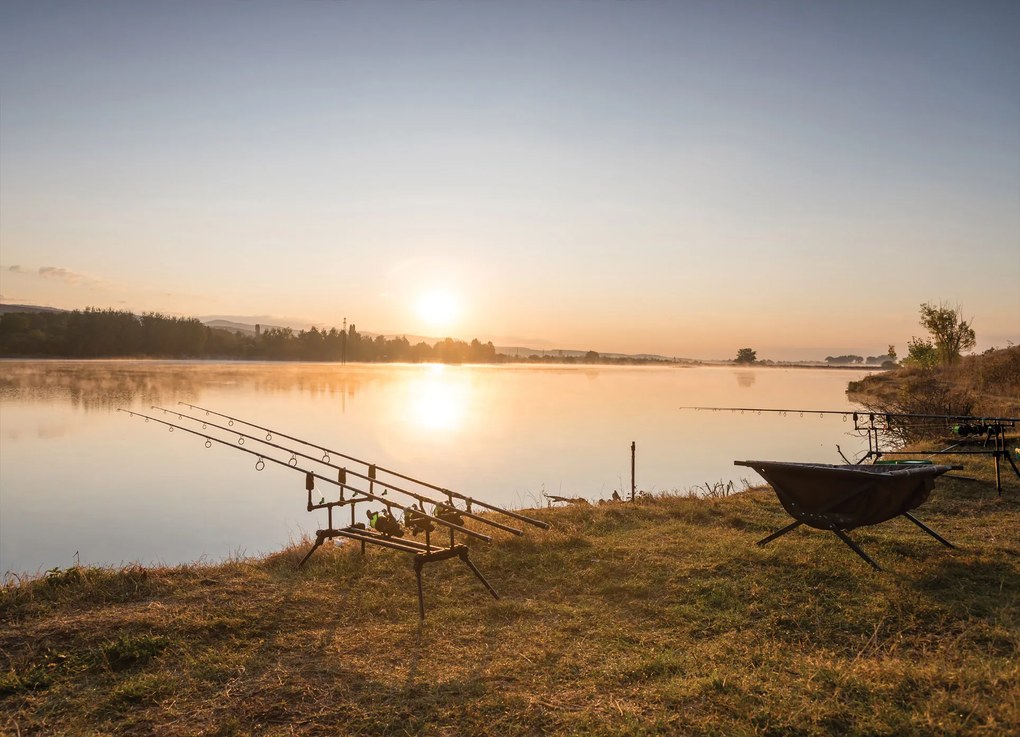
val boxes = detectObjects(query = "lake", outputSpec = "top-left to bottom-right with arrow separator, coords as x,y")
0,360 -> 876,579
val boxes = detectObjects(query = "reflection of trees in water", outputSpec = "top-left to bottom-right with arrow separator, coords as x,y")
735,371 -> 756,388
0,361 -> 388,411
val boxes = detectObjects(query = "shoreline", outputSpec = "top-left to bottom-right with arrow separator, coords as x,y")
0,354 -> 888,370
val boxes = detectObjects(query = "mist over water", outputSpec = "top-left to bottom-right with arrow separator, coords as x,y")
0,360 -> 876,578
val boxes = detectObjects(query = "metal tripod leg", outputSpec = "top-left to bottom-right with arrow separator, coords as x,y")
459,548 -> 500,600
1007,448 -> 1020,476
832,529 -> 882,571
757,521 -> 802,546
1005,448 -> 1020,488
902,512 -> 955,548
415,561 -> 426,620
298,532 -> 326,568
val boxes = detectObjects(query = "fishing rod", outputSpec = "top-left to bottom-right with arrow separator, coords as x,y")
150,405 -> 525,537
177,401 -> 551,530
679,406 -> 1019,423
682,406 -> 855,417
682,405 -> 1020,494
119,409 -> 492,543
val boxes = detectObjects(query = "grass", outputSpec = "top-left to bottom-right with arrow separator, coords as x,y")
847,346 -> 1020,422
2,454 -> 1019,736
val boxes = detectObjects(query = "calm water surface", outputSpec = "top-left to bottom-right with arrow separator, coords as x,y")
0,360 -> 876,578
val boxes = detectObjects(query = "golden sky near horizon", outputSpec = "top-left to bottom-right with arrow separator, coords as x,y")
1,2 -> 1018,360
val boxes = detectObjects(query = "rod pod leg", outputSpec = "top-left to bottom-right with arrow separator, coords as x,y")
414,558 -> 426,620
1003,447 -> 1020,496
298,532 -> 328,568
458,548 -> 500,600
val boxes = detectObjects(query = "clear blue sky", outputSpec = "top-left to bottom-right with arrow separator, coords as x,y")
2,0 -> 1017,359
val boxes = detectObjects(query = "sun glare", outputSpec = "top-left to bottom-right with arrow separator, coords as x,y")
411,370 -> 467,432
416,289 -> 459,329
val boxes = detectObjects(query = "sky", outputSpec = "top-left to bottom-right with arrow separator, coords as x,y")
1,0 -> 1018,360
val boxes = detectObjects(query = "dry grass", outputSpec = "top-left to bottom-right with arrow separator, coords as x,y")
2,454 -> 1019,736
848,346 -> 1020,422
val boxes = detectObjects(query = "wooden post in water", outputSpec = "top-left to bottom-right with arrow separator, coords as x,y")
630,441 -> 636,501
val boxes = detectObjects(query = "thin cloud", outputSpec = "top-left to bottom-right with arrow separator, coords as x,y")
8,265 -> 24,273
38,266 -> 104,287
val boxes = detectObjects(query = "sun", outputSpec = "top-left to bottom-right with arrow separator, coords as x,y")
416,289 -> 459,330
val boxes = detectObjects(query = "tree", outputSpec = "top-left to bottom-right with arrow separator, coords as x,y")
903,337 -> 938,369
735,348 -> 757,364
917,302 -> 976,365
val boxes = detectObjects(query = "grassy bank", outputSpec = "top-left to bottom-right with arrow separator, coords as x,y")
2,462 -> 1018,736
847,346 -> 1020,420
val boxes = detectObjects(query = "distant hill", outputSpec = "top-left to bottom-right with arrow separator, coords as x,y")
0,303 -> 66,315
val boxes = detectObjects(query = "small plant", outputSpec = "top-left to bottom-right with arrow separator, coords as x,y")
676,479 -> 752,498
109,673 -> 170,705
0,665 -> 54,696
43,565 -> 84,587
100,633 -> 169,672
700,480 -> 734,498
903,337 -> 939,370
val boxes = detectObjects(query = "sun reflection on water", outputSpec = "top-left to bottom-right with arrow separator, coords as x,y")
407,365 -> 469,433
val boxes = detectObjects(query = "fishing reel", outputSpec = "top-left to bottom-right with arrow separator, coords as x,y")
434,504 -> 465,527
951,423 -> 1002,438
366,508 -> 404,538
403,506 -> 434,535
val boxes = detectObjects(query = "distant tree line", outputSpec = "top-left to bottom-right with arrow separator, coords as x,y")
0,309 -> 216,358
0,308 -> 687,365
0,309 -> 501,363
820,356 -> 893,366
512,350 -> 674,366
